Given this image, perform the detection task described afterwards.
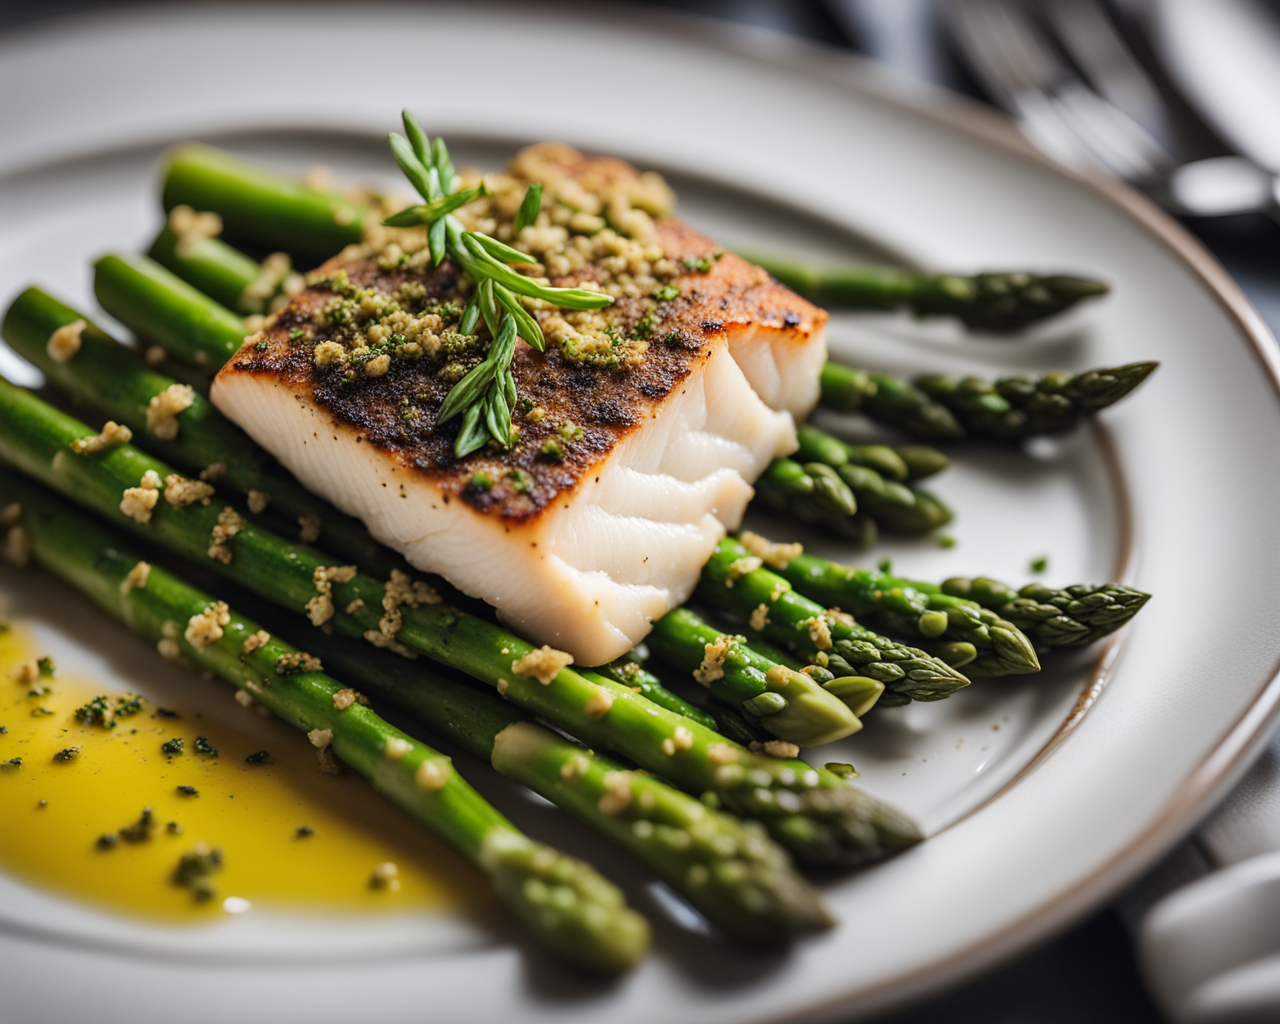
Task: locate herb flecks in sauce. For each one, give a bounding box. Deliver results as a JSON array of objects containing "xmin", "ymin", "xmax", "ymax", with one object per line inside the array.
[{"xmin": 0, "ymin": 622, "xmax": 487, "ymax": 919}]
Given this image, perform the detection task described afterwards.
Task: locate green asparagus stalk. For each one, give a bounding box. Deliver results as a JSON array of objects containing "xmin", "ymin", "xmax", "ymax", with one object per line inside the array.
[
  {"xmin": 819, "ymin": 360, "xmax": 1158, "ymax": 442},
  {"xmin": 795, "ymin": 425, "xmax": 916, "ymax": 512},
  {"xmin": 793, "ymin": 424, "xmax": 955, "ymax": 530},
  {"xmin": 0, "ymin": 377, "xmax": 920, "ymax": 866},
  {"xmin": 646, "ymin": 606, "xmax": 864, "ymax": 741},
  {"xmin": 161, "ymin": 143, "xmax": 366, "ymax": 266},
  {"xmin": 594, "ymin": 658, "xmax": 720, "ymax": 732},
  {"xmin": 937, "ymin": 576, "xmax": 1151, "ymax": 649},
  {"xmin": 754, "ymin": 457, "xmax": 858, "ymax": 522},
  {"xmin": 744, "ymin": 252, "xmax": 1109, "ymax": 332},
  {"xmin": 740, "ymin": 636, "xmax": 886, "ymax": 717},
  {"xmin": 149, "ymin": 220, "xmax": 297, "ymax": 315},
  {"xmin": 0, "ymin": 468, "xmax": 649, "ymax": 974},
  {"xmin": 695, "ymin": 538, "xmax": 971, "ymax": 707},
  {"xmin": 94, "ymin": 252, "xmax": 250, "ymax": 370},
  {"xmin": 795, "ymin": 424, "xmax": 950, "ymax": 485},
  {"xmin": 914, "ymin": 363, "xmax": 1159, "ymax": 441},
  {"xmin": 1, "ymin": 287, "xmax": 403, "ymax": 574},
  {"xmin": 271, "ymin": 624, "xmax": 833, "ymax": 942},
  {"xmin": 819, "ymin": 363, "xmax": 964, "ymax": 440},
  {"xmin": 746, "ymin": 535, "xmax": 1039, "ymax": 676}
]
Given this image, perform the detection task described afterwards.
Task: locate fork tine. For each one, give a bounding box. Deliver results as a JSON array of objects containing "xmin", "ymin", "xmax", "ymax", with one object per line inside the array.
[
  {"xmin": 944, "ymin": 0, "xmax": 1171, "ymax": 182},
  {"xmin": 943, "ymin": 0, "xmax": 1096, "ymax": 168},
  {"xmin": 1040, "ymin": 0, "xmax": 1174, "ymax": 145}
]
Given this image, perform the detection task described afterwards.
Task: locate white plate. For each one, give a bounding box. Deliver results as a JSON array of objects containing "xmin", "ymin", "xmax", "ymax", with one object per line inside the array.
[{"xmin": 1, "ymin": 5, "xmax": 1279, "ymax": 1022}]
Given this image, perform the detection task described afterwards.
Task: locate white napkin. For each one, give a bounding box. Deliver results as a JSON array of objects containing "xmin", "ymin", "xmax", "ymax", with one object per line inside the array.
[{"xmin": 1131, "ymin": 730, "xmax": 1280, "ymax": 1022}]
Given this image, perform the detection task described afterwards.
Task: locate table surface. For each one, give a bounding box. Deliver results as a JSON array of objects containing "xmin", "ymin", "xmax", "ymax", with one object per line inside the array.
[{"xmin": 6, "ymin": 2, "xmax": 1279, "ymax": 1020}]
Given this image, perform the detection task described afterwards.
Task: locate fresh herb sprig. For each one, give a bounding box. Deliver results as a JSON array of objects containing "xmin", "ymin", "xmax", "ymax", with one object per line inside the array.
[{"xmin": 384, "ymin": 111, "xmax": 614, "ymax": 457}]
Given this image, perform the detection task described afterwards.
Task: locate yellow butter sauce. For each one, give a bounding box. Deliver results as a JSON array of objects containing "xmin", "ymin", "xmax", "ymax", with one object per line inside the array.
[{"xmin": 0, "ymin": 623, "xmax": 489, "ymax": 922}]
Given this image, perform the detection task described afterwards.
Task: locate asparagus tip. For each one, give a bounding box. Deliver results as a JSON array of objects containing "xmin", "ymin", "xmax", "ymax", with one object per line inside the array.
[{"xmin": 481, "ymin": 830, "xmax": 650, "ymax": 975}]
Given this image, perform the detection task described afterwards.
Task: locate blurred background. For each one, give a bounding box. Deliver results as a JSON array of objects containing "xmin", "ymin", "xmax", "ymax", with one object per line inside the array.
[{"xmin": 5, "ymin": 1, "xmax": 1280, "ymax": 1020}]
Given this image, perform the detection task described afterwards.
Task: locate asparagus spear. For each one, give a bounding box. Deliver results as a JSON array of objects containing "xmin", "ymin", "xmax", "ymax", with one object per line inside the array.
[
  {"xmin": 594, "ymin": 659, "xmax": 720, "ymax": 733},
  {"xmin": 819, "ymin": 361, "xmax": 1158, "ymax": 442},
  {"xmin": 149, "ymin": 219, "xmax": 298, "ymax": 315},
  {"xmin": 0, "ymin": 468, "xmax": 648, "ymax": 974},
  {"xmin": 0, "ymin": 377, "xmax": 919, "ymax": 865},
  {"xmin": 754, "ymin": 457, "xmax": 857, "ymax": 522},
  {"xmin": 740, "ymin": 636, "xmax": 886, "ymax": 717},
  {"xmin": 94, "ymin": 252, "xmax": 250, "ymax": 370},
  {"xmin": 743, "ymin": 252, "xmax": 1109, "ymax": 333},
  {"xmin": 2, "ymin": 287, "xmax": 402, "ymax": 573},
  {"xmin": 914, "ymin": 363, "xmax": 1159, "ymax": 441},
  {"xmin": 820, "ymin": 363, "xmax": 964, "ymax": 440},
  {"xmin": 794, "ymin": 424, "xmax": 952, "ymax": 515},
  {"xmin": 273, "ymin": 623, "xmax": 833, "ymax": 942},
  {"xmin": 695, "ymin": 538, "xmax": 971, "ymax": 707},
  {"xmin": 795, "ymin": 424, "xmax": 916, "ymax": 513},
  {"xmin": 740, "ymin": 534, "xmax": 1038, "ymax": 676},
  {"xmin": 162, "ymin": 143, "xmax": 366, "ymax": 266},
  {"xmin": 938, "ymin": 576, "xmax": 1151, "ymax": 649},
  {"xmin": 646, "ymin": 606, "xmax": 868, "ymax": 738}
]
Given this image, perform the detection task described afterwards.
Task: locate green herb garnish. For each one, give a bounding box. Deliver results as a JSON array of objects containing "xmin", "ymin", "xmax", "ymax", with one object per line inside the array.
[
  {"xmin": 193, "ymin": 736, "xmax": 218, "ymax": 757},
  {"xmin": 383, "ymin": 111, "xmax": 614, "ymax": 457}
]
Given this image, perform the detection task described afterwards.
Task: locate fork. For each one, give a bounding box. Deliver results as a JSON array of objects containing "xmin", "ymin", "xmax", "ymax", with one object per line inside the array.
[{"xmin": 940, "ymin": 0, "xmax": 1278, "ymax": 217}]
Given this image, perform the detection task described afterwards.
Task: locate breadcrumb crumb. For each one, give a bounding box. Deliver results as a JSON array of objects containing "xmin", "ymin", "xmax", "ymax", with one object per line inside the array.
[
  {"xmin": 415, "ymin": 758, "xmax": 451, "ymax": 792},
  {"xmin": 70, "ymin": 420, "xmax": 132, "ymax": 455},
  {"xmin": 598, "ymin": 771, "xmax": 632, "ymax": 816},
  {"xmin": 798, "ymin": 616, "xmax": 833, "ymax": 651},
  {"xmin": 163, "ymin": 474, "xmax": 215, "ymax": 508},
  {"xmin": 332, "ymin": 688, "xmax": 368, "ymax": 711},
  {"xmin": 583, "ymin": 686, "xmax": 614, "ymax": 720},
  {"xmin": 749, "ymin": 603, "xmax": 770, "ymax": 631},
  {"xmin": 739, "ymin": 531, "xmax": 804, "ymax": 570},
  {"xmin": 242, "ymin": 630, "xmax": 270, "ymax": 654},
  {"xmin": 184, "ymin": 601, "xmax": 230, "ymax": 650},
  {"xmin": 725, "ymin": 556, "xmax": 763, "ymax": 587},
  {"xmin": 208, "ymin": 507, "xmax": 245, "ymax": 564},
  {"xmin": 750, "ymin": 740, "xmax": 800, "ymax": 759},
  {"xmin": 693, "ymin": 636, "xmax": 730, "ymax": 686},
  {"xmin": 145, "ymin": 383, "xmax": 194, "ymax": 440},
  {"xmin": 120, "ymin": 560, "xmax": 151, "ymax": 595},
  {"xmin": 560, "ymin": 752, "xmax": 589, "ymax": 780},
  {"xmin": 511, "ymin": 645, "xmax": 573, "ymax": 685},
  {"xmin": 47, "ymin": 319, "xmax": 86, "ymax": 363},
  {"xmin": 276, "ymin": 651, "xmax": 322, "ymax": 675}
]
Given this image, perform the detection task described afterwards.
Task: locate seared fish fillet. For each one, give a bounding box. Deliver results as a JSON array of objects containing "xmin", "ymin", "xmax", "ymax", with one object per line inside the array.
[{"xmin": 211, "ymin": 145, "xmax": 826, "ymax": 665}]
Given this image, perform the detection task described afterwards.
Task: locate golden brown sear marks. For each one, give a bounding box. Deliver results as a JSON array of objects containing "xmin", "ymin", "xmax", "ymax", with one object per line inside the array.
[{"xmin": 221, "ymin": 160, "xmax": 824, "ymax": 525}]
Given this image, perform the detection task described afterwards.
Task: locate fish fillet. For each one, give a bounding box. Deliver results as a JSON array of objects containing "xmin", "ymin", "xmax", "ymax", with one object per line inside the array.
[{"xmin": 211, "ymin": 145, "xmax": 826, "ymax": 665}]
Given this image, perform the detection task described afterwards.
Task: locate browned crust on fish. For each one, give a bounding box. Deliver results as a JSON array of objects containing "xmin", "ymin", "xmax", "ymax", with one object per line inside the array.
[{"xmin": 216, "ymin": 174, "xmax": 824, "ymax": 525}]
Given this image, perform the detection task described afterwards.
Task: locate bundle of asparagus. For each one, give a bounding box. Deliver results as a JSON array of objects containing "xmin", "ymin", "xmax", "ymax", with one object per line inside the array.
[
  {"xmin": 0, "ymin": 469, "xmax": 650, "ymax": 975},
  {"xmin": 0, "ymin": 377, "xmax": 920, "ymax": 871}
]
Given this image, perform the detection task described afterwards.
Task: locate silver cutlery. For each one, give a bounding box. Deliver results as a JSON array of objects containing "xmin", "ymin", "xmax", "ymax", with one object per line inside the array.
[{"xmin": 941, "ymin": 0, "xmax": 1279, "ymax": 217}]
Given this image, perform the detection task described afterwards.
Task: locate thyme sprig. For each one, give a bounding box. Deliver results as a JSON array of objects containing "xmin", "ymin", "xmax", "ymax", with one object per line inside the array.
[{"xmin": 384, "ymin": 111, "xmax": 614, "ymax": 458}]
